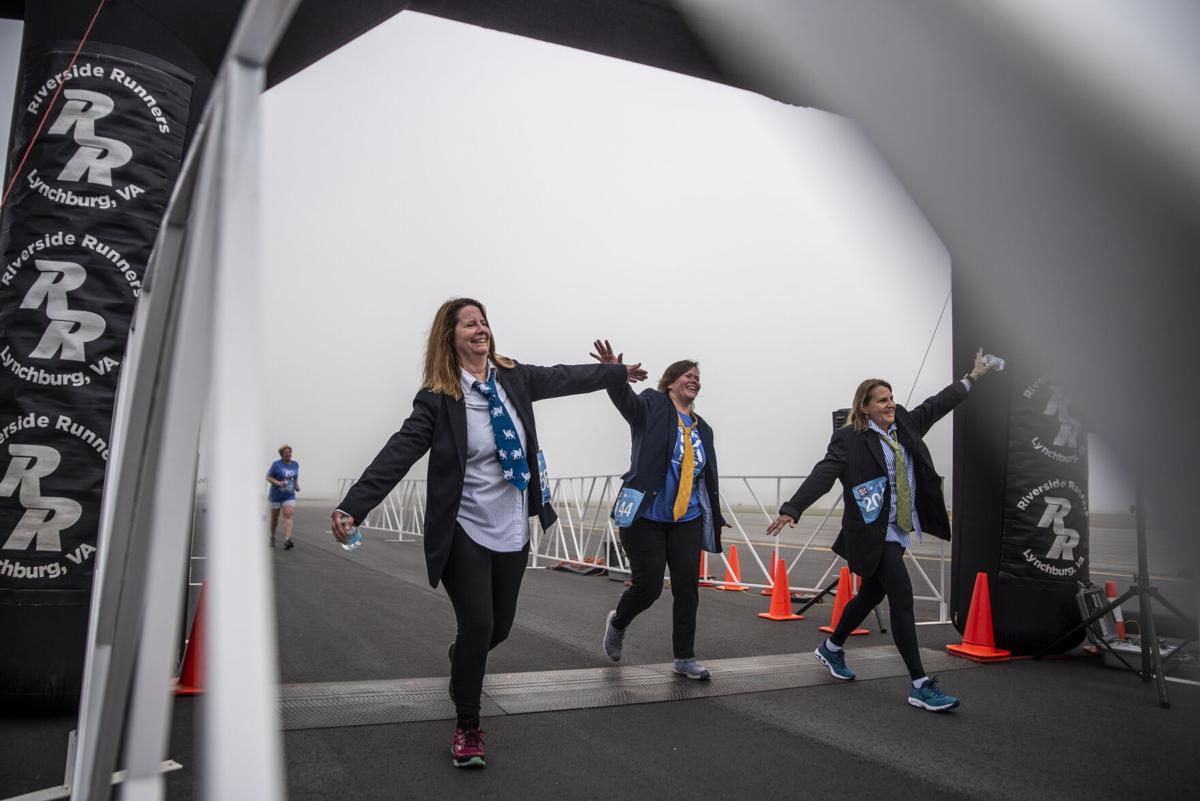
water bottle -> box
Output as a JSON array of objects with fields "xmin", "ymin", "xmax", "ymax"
[
  {"xmin": 341, "ymin": 526, "xmax": 363, "ymax": 551},
  {"xmin": 983, "ymin": 354, "xmax": 1006, "ymax": 371}
]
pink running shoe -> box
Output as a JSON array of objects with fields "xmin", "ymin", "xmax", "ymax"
[{"xmin": 451, "ymin": 723, "xmax": 486, "ymax": 768}]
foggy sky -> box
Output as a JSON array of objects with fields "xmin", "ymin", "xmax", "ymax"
[
  {"xmin": 256, "ymin": 11, "xmax": 956, "ymax": 505},
  {"xmin": 254, "ymin": 11, "xmax": 1138, "ymax": 511},
  {"xmin": 0, "ymin": 13, "xmax": 1131, "ymax": 510}
]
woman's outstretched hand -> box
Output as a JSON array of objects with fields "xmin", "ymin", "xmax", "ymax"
[
  {"xmin": 592, "ymin": 339, "xmax": 647, "ymax": 383},
  {"xmin": 766, "ymin": 513, "xmax": 795, "ymax": 536},
  {"xmin": 331, "ymin": 511, "xmax": 355, "ymax": 543},
  {"xmin": 970, "ymin": 347, "xmax": 995, "ymax": 381}
]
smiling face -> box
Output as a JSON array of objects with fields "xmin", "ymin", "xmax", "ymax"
[
  {"xmin": 668, "ymin": 367, "xmax": 701, "ymax": 407},
  {"xmin": 279, "ymin": 446, "xmax": 293, "ymax": 463},
  {"xmin": 452, "ymin": 304, "xmax": 490, "ymax": 364},
  {"xmin": 862, "ymin": 384, "xmax": 896, "ymax": 430}
]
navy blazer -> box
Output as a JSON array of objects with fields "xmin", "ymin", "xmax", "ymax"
[
  {"xmin": 339, "ymin": 361, "xmax": 628, "ymax": 587},
  {"xmin": 606, "ymin": 384, "xmax": 726, "ymax": 552},
  {"xmin": 779, "ymin": 381, "xmax": 968, "ymax": 577}
]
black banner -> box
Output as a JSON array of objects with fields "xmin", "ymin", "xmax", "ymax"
[
  {"xmin": 1000, "ymin": 376, "xmax": 1089, "ymax": 582},
  {"xmin": 0, "ymin": 42, "xmax": 193, "ymax": 591}
]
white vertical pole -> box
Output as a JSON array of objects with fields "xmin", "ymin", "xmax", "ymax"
[
  {"xmin": 70, "ymin": 106, "xmax": 220, "ymax": 801},
  {"xmin": 202, "ymin": 57, "xmax": 285, "ymax": 801},
  {"xmin": 120, "ymin": 124, "xmax": 224, "ymax": 801}
]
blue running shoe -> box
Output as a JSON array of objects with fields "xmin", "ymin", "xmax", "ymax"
[
  {"xmin": 908, "ymin": 676, "xmax": 959, "ymax": 711},
  {"xmin": 814, "ymin": 641, "xmax": 856, "ymax": 680}
]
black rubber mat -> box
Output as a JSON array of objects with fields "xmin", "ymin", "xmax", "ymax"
[{"xmin": 278, "ymin": 646, "xmax": 980, "ymax": 730}]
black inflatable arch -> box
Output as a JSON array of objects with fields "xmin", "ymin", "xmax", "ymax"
[{"xmin": 4, "ymin": 0, "xmax": 1196, "ymax": 709}]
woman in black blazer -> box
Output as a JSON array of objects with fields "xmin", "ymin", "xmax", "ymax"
[
  {"xmin": 592, "ymin": 341, "xmax": 725, "ymax": 680},
  {"xmin": 767, "ymin": 349, "xmax": 996, "ymax": 712},
  {"xmin": 332, "ymin": 299, "xmax": 646, "ymax": 768}
]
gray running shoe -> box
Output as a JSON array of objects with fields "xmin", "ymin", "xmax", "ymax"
[
  {"xmin": 672, "ymin": 659, "xmax": 711, "ymax": 680},
  {"xmin": 603, "ymin": 610, "xmax": 624, "ymax": 661}
]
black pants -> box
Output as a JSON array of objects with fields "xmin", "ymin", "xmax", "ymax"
[
  {"xmin": 440, "ymin": 524, "xmax": 529, "ymax": 721},
  {"xmin": 613, "ymin": 515, "xmax": 704, "ymax": 659},
  {"xmin": 832, "ymin": 541, "xmax": 925, "ymax": 680}
]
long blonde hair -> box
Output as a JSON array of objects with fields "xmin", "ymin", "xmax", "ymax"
[
  {"xmin": 422, "ymin": 298, "xmax": 515, "ymax": 398},
  {"xmin": 846, "ymin": 378, "xmax": 892, "ymax": 432}
]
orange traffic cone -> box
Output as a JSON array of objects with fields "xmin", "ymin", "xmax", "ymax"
[
  {"xmin": 716, "ymin": 544, "xmax": 748, "ymax": 591},
  {"xmin": 758, "ymin": 557, "xmax": 804, "ymax": 620},
  {"xmin": 699, "ymin": 551, "xmax": 715, "ymax": 588},
  {"xmin": 175, "ymin": 581, "xmax": 208, "ymax": 695},
  {"xmin": 819, "ymin": 567, "xmax": 869, "ymax": 635},
  {"xmin": 1105, "ymin": 580, "xmax": 1126, "ymax": 640},
  {"xmin": 761, "ymin": 554, "xmax": 779, "ymax": 596},
  {"xmin": 946, "ymin": 572, "xmax": 1011, "ymax": 662}
]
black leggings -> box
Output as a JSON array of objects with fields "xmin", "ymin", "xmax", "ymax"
[
  {"xmin": 613, "ymin": 515, "xmax": 704, "ymax": 659},
  {"xmin": 440, "ymin": 524, "xmax": 529, "ymax": 721},
  {"xmin": 832, "ymin": 541, "xmax": 925, "ymax": 680}
]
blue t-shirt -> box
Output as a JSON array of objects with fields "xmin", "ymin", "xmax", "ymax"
[
  {"xmin": 267, "ymin": 459, "xmax": 299, "ymax": 502},
  {"xmin": 644, "ymin": 412, "xmax": 705, "ymax": 523}
]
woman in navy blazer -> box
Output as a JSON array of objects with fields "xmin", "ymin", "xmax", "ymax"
[
  {"xmin": 592, "ymin": 341, "xmax": 725, "ymax": 680},
  {"xmin": 332, "ymin": 300, "xmax": 645, "ymax": 767},
  {"xmin": 767, "ymin": 349, "xmax": 996, "ymax": 712}
]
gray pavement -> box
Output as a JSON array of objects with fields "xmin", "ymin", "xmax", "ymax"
[{"xmin": 2, "ymin": 499, "xmax": 1198, "ymax": 800}]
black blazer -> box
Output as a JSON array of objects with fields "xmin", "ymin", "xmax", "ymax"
[
  {"xmin": 606, "ymin": 384, "xmax": 726, "ymax": 552},
  {"xmin": 778, "ymin": 381, "xmax": 968, "ymax": 577},
  {"xmin": 339, "ymin": 361, "xmax": 628, "ymax": 587}
]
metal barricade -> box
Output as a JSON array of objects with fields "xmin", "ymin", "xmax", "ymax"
[{"xmin": 339, "ymin": 473, "xmax": 950, "ymax": 624}]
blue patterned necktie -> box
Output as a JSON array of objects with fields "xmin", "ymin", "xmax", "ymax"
[{"xmin": 471, "ymin": 376, "xmax": 530, "ymax": 491}]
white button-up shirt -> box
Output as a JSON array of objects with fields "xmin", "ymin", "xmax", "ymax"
[{"xmin": 456, "ymin": 364, "xmax": 530, "ymax": 551}]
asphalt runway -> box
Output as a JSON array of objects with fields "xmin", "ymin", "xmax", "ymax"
[{"xmin": 2, "ymin": 499, "xmax": 1198, "ymax": 800}]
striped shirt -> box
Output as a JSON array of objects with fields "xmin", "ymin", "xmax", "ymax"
[
  {"xmin": 456, "ymin": 365, "xmax": 530, "ymax": 552},
  {"xmin": 866, "ymin": 419, "xmax": 922, "ymax": 549}
]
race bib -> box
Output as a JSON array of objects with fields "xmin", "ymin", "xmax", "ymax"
[
  {"xmin": 537, "ymin": 450, "xmax": 552, "ymax": 505},
  {"xmin": 612, "ymin": 487, "xmax": 644, "ymax": 528},
  {"xmin": 852, "ymin": 477, "xmax": 887, "ymax": 524}
]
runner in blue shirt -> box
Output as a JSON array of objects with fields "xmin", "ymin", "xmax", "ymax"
[{"xmin": 267, "ymin": 444, "xmax": 300, "ymax": 549}]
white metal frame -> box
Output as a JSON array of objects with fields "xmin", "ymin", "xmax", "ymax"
[{"xmin": 66, "ymin": 2, "xmax": 303, "ymax": 800}]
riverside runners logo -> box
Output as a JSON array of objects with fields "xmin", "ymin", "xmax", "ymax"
[
  {"xmin": 0, "ymin": 444, "xmax": 82, "ymax": 555},
  {"xmin": 0, "ymin": 231, "xmax": 138, "ymax": 389},
  {"xmin": 1015, "ymin": 478, "xmax": 1089, "ymax": 578},
  {"xmin": 0, "ymin": 411, "xmax": 107, "ymax": 584},
  {"xmin": 25, "ymin": 83, "xmax": 139, "ymax": 210},
  {"xmin": 12, "ymin": 49, "xmax": 191, "ymax": 212},
  {"xmin": 21, "ymin": 260, "xmax": 107, "ymax": 361},
  {"xmin": 1019, "ymin": 377, "xmax": 1085, "ymax": 465},
  {"xmin": 47, "ymin": 88, "xmax": 133, "ymax": 187}
]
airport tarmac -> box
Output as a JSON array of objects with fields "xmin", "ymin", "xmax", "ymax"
[{"xmin": 2, "ymin": 499, "xmax": 1197, "ymax": 800}]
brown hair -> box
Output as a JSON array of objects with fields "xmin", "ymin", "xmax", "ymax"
[
  {"xmin": 658, "ymin": 360, "xmax": 699, "ymax": 395},
  {"xmin": 422, "ymin": 298, "xmax": 515, "ymax": 398},
  {"xmin": 846, "ymin": 378, "xmax": 893, "ymax": 432},
  {"xmin": 278, "ymin": 444, "xmax": 291, "ymax": 455}
]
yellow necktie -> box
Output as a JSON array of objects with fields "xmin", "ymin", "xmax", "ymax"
[{"xmin": 672, "ymin": 414, "xmax": 698, "ymax": 521}]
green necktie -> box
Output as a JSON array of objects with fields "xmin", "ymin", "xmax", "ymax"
[{"xmin": 879, "ymin": 431, "xmax": 913, "ymax": 532}]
